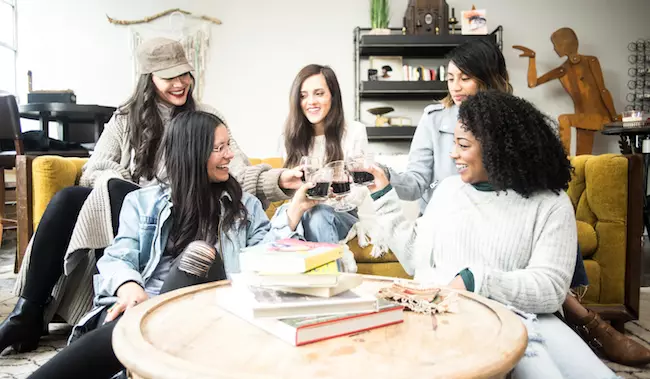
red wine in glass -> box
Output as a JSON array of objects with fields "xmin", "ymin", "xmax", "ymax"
[
  {"xmin": 352, "ymin": 171, "xmax": 374, "ymax": 185},
  {"xmin": 307, "ymin": 182, "xmax": 330, "ymax": 198},
  {"xmin": 331, "ymin": 181, "xmax": 351, "ymax": 195}
]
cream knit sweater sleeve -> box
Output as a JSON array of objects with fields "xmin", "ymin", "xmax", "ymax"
[
  {"xmin": 470, "ymin": 196, "xmax": 577, "ymax": 314},
  {"xmin": 374, "ymin": 179, "xmax": 577, "ymax": 315},
  {"xmin": 79, "ymin": 113, "xmax": 132, "ymax": 188},
  {"xmin": 372, "ymin": 189, "xmax": 421, "ymax": 275}
]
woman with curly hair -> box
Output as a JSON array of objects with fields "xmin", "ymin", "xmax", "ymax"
[
  {"xmin": 367, "ymin": 91, "xmax": 618, "ymax": 377},
  {"xmin": 373, "ymin": 38, "xmax": 650, "ymax": 366}
]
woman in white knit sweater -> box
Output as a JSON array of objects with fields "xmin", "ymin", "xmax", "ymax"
[
  {"xmin": 277, "ymin": 64, "xmax": 368, "ymax": 270},
  {"xmin": 2, "ymin": 37, "xmax": 302, "ymax": 354},
  {"xmin": 368, "ymin": 91, "xmax": 616, "ymax": 378}
]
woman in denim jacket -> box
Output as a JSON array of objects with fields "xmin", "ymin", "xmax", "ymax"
[{"xmin": 27, "ymin": 111, "xmax": 321, "ymax": 379}]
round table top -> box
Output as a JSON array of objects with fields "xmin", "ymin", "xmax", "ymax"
[{"xmin": 113, "ymin": 277, "xmax": 528, "ymax": 379}]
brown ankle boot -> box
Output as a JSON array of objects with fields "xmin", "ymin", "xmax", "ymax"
[{"xmin": 573, "ymin": 310, "xmax": 650, "ymax": 366}]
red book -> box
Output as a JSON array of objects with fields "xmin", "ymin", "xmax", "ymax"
[{"xmin": 217, "ymin": 290, "xmax": 404, "ymax": 346}]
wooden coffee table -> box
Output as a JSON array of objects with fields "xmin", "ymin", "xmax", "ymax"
[{"xmin": 113, "ymin": 276, "xmax": 527, "ymax": 379}]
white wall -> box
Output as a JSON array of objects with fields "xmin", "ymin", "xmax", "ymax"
[{"xmin": 13, "ymin": 0, "xmax": 650, "ymax": 156}]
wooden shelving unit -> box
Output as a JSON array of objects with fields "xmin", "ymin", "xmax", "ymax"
[
  {"xmin": 366, "ymin": 126, "xmax": 416, "ymax": 141},
  {"xmin": 354, "ymin": 26, "xmax": 502, "ymax": 141}
]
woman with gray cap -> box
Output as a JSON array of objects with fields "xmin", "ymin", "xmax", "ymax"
[{"xmin": 2, "ymin": 37, "xmax": 302, "ymax": 354}]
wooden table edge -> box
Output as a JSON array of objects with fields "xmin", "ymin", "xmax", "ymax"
[{"xmin": 112, "ymin": 276, "xmax": 528, "ymax": 379}]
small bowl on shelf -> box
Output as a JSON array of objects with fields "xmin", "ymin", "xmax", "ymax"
[{"xmin": 622, "ymin": 110, "xmax": 647, "ymax": 128}]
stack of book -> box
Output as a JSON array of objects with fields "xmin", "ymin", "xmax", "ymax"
[{"xmin": 216, "ymin": 239, "xmax": 404, "ymax": 346}]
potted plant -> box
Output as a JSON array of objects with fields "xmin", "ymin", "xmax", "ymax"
[{"xmin": 370, "ymin": 0, "xmax": 390, "ymax": 35}]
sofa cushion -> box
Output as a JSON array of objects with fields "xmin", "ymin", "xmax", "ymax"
[
  {"xmin": 577, "ymin": 220, "xmax": 598, "ymax": 258},
  {"xmin": 567, "ymin": 154, "xmax": 628, "ymax": 305},
  {"xmin": 357, "ymin": 262, "xmax": 410, "ymax": 279},
  {"xmin": 32, "ymin": 156, "xmax": 88, "ymax": 229},
  {"xmin": 348, "ymin": 237, "xmax": 400, "ymax": 263}
]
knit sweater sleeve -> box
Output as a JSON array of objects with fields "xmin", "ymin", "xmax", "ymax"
[
  {"xmin": 342, "ymin": 121, "xmax": 371, "ymax": 207},
  {"xmin": 372, "ymin": 189, "xmax": 427, "ymax": 275},
  {"xmin": 471, "ymin": 195, "xmax": 577, "ymax": 314},
  {"xmin": 80, "ymin": 113, "xmax": 132, "ymax": 188}
]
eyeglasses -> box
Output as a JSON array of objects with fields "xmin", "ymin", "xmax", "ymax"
[{"xmin": 212, "ymin": 144, "xmax": 233, "ymax": 156}]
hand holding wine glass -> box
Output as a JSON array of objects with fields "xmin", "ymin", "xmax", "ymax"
[
  {"xmin": 347, "ymin": 152, "xmax": 375, "ymax": 186},
  {"xmin": 325, "ymin": 160, "xmax": 355, "ymax": 212},
  {"xmin": 299, "ymin": 156, "xmax": 322, "ymax": 183}
]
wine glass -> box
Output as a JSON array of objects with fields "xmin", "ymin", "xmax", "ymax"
[
  {"xmin": 347, "ymin": 152, "xmax": 375, "ymax": 187},
  {"xmin": 305, "ymin": 166, "xmax": 332, "ymax": 200},
  {"xmin": 299, "ymin": 156, "xmax": 322, "ymax": 183},
  {"xmin": 324, "ymin": 160, "xmax": 355, "ymax": 213}
]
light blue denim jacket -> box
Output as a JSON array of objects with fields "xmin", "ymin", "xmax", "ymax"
[
  {"xmin": 387, "ymin": 103, "xmax": 459, "ymax": 214},
  {"xmin": 93, "ymin": 184, "xmax": 302, "ymax": 300},
  {"xmin": 69, "ymin": 185, "xmax": 302, "ymax": 344}
]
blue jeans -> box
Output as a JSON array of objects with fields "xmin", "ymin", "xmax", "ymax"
[
  {"xmin": 276, "ymin": 203, "xmax": 358, "ymax": 271},
  {"xmin": 571, "ymin": 245, "xmax": 589, "ymax": 289},
  {"xmin": 300, "ymin": 204, "xmax": 358, "ymax": 243},
  {"xmin": 513, "ymin": 314, "xmax": 617, "ymax": 379}
]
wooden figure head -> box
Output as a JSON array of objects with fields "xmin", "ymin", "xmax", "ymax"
[{"xmin": 550, "ymin": 27, "xmax": 579, "ymax": 58}]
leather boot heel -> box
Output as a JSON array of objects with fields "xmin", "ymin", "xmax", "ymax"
[
  {"xmin": 576, "ymin": 310, "xmax": 650, "ymax": 366},
  {"xmin": 0, "ymin": 297, "xmax": 45, "ymax": 354}
]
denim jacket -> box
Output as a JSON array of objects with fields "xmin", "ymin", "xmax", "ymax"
[
  {"xmin": 387, "ymin": 103, "xmax": 459, "ymax": 214},
  {"xmin": 93, "ymin": 184, "xmax": 302, "ymax": 301},
  {"xmin": 68, "ymin": 185, "xmax": 301, "ymax": 344}
]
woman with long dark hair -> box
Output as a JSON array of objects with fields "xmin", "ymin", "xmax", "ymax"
[
  {"xmin": 3, "ymin": 37, "xmax": 301, "ymax": 354},
  {"xmin": 368, "ymin": 91, "xmax": 619, "ymax": 377},
  {"xmin": 27, "ymin": 110, "xmax": 316, "ymax": 379},
  {"xmin": 278, "ymin": 64, "xmax": 367, "ymax": 263},
  {"xmin": 385, "ymin": 39, "xmax": 512, "ymax": 213}
]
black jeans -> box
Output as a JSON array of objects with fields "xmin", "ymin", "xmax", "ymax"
[
  {"xmin": 22, "ymin": 179, "xmax": 139, "ymax": 304},
  {"xmin": 27, "ymin": 253, "xmax": 227, "ymax": 379}
]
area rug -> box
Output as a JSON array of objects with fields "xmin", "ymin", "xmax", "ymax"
[{"xmin": 1, "ymin": 239, "xmax": 650, "ymax": 378}]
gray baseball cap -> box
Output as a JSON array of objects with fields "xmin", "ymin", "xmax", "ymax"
[{"xmin": 136, "ymin": 37, "xmax": 194, "ymax": 79}]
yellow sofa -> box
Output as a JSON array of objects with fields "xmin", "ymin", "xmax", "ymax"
[{"xmin": 16, "ymin": 154, "xmax": 643, "ymax": 325}]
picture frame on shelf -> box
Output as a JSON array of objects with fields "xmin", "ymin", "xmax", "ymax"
[
  {"xmin": 461, "ymin": 9, "xmax": 487, "ymax": 35},
  {"xmin": 370, "ymin": 56, "xmax": 403, "ymax": 81}
]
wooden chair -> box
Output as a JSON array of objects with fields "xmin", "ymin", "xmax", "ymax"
[{"xmin": 0, "ymin": 93, "xmax": 91, "ymax": 272}]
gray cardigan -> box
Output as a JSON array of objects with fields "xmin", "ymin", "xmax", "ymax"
[{"xmin": 387, "ymin": 103, "xmax": 459, "ymax": 214}]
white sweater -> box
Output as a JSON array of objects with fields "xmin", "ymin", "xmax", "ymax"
[
  {"xmin": 279, "ymin": 121, "xmax": 369, "ymax": 205},
  {"xmin": 374, "ymin": 176, "xmax": 577, "ymax": 314},
  {"xmin": 278, "ymin": 120, "xmax": 369, "ymax": 163}
]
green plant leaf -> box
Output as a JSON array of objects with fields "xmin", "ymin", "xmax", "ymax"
[{"xmin": 370, "ymin": 0, "xmax": 390, "ymax": 29}]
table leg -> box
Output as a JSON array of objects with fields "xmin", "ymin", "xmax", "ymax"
[
  {"xmin": 61, "ymin": 119, "xmax": 70, "ymax": 142},
  {"xmin": 38, "ymin": 111, "xmax": 50, "ymax": 139}
]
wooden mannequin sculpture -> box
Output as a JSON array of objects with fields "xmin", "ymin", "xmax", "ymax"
[{"xmin": 513, "ymin": 27, "xmax": 618, "ymax": 155}]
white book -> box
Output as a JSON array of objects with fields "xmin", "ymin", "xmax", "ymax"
[
  {"xmin": 251, "ymin": 272, "xmax": 340, "ymax": 288},
  {"xmin": 216, "ymin": 290, "xmax": 403, "ymax": 346},
  {"xmin": 227, "ymin": 274, "xmax": 378, "ymax": 319},
  {"xmin": 271, "ymin": 274, "xmax": 363, "ymax": 298}
]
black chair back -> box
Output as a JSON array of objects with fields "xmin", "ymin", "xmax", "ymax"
[{"xmin": 0, "ymin": 93, "xmax": 24, "ymax": 153}]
